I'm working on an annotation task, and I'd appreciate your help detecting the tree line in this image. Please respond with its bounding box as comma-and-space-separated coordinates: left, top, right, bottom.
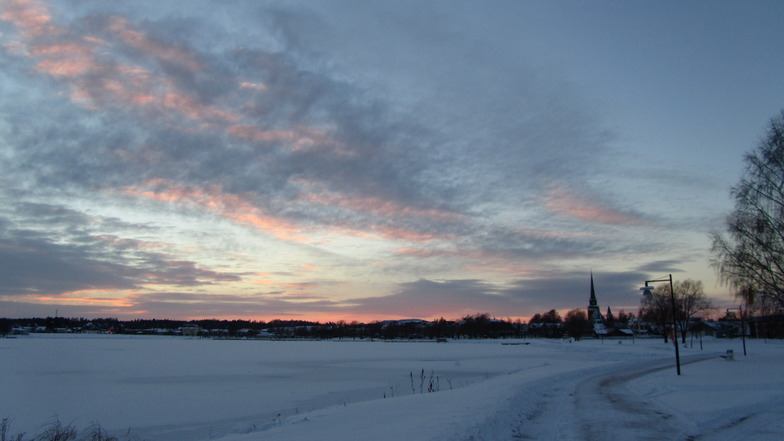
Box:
0, 314, 527, 340
4, 303, 780, 340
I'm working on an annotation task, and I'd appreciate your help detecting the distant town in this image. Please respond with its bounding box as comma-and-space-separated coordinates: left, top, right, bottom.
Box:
4, 274, 781, 340
0, 313, 768, 339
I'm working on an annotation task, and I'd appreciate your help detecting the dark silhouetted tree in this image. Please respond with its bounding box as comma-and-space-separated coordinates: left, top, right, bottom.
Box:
712, 110, 784, 309
564, 309, 590, 340
541, 309, 562, 323
639, 287, 673, 343
673, 279, 712, 343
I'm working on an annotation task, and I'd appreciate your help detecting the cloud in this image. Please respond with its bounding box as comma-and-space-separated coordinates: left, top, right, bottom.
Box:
122, 291, 345, 321
1, 0, 618, 231
0, 201, 242, 298
2, 0, 456, 233
332, 270, 649, 321
636, 260, 688, 274
341, 279, 520, 319
505, 271, 648, 314
0, 1, 716, 320
544, 187, 643, 226
119, 179, 305, 241
0, 236, 137, 296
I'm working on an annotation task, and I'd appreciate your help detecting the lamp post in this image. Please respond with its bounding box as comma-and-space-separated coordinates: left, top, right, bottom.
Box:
726, 306, 747, 356
640, 274, 681, 376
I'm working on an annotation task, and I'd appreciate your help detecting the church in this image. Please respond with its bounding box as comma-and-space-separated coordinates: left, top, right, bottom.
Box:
587, 273, 633, 337
587, 272, 604, 325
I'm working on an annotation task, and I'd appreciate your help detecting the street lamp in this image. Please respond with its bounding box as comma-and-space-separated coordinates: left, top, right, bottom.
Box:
726, 306, 747, 356
640, 274, 681, 376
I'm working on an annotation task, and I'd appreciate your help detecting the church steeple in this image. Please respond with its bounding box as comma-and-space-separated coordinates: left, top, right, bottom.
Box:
587, 272, 604, 324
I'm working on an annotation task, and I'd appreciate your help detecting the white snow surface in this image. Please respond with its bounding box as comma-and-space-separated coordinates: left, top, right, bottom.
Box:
1, 335, 782, 440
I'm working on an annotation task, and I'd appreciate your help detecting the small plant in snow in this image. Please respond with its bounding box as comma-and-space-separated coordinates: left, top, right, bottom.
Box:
30, 419, 76, 441
428, 372, 439, 393
83, 424, 118, 441
408, 369, 445, 394
1, 419, 134, 441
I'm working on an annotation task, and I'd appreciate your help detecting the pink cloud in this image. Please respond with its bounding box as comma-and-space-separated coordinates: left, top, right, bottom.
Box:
1, 1, 101, 80
544, 188, 640, 225
228, 125, 302, 143
0, 0, 57, 39
228, 124, 347, 153
240, 81, 268, 91
2, 2, 352, 158
31, 290, 135, 308
1, 2, 232, 122
30, 41, 100, 76
121, 179, 305, 241
373, 226, 437, 242
105, 15, 202, 72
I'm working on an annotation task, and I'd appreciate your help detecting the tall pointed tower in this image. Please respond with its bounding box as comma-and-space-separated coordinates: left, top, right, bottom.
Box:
587, 272, 604, 324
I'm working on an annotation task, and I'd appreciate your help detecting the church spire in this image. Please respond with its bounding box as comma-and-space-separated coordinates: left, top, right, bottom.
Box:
587, 272, 604, 324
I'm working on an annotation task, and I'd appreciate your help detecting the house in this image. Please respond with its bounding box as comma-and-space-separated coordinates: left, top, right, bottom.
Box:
11, 327, 30, 335
180, 324, 200, 337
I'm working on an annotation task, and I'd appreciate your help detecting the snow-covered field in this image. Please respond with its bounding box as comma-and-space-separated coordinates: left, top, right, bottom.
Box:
1, 334, 781, 440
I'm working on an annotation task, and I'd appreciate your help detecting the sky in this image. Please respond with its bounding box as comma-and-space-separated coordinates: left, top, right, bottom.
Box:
1, 0, 783, 323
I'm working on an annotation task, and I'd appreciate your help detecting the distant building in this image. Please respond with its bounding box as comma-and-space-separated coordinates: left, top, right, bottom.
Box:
605, 307, 615, 327
180, 324, 200, 337
587, 272, 605, 325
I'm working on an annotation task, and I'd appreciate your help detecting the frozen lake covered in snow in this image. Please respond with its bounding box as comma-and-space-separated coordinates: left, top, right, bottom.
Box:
1, 334, 782, 440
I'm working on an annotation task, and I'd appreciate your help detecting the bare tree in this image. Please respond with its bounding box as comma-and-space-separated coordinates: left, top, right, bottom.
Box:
639, 287, 672, 343
673, 279, 712, 343
711, 110, 784, 309
639, 279, 712, 343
